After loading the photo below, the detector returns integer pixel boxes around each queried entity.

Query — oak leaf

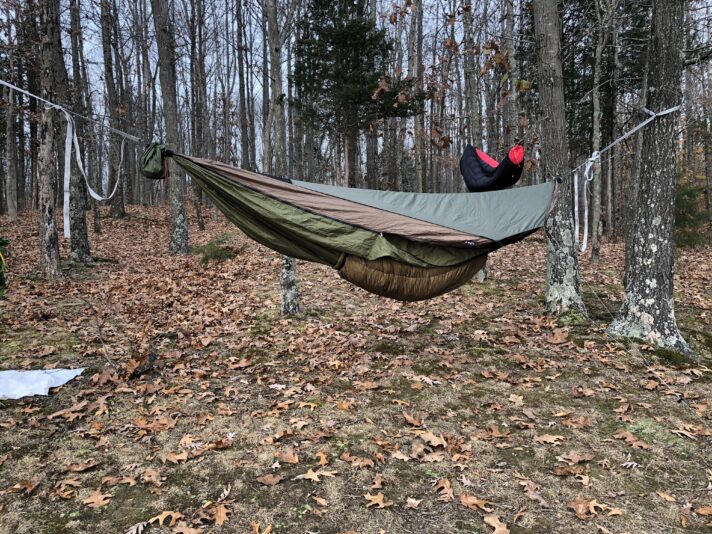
[533,434,564,445]
[83,490,112,508]
[364,492,393,508]
[460,493,493,512]
[484,514,509,533]
[149,510,183,527]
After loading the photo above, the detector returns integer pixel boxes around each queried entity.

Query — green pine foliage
[293,0,423,137]
[675,177,707,247]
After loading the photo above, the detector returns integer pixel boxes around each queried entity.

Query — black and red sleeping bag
[460,145,524,192]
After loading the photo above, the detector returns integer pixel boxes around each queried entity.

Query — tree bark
[151,0,189,253]
[4,85,18,223]
[462,0,483,147]
[266,0,299,315]
[68,0,91,263]
[38,0,61,280]
[607,0,691,355]
[532,0,587,315]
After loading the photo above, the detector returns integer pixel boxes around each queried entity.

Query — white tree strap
[573,171,580,246]
[0,78,140,142]
[62,111,126,238]
[0,78,139,240]
[574,104,681,252]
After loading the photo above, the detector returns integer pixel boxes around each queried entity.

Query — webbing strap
[1,78,139,239]
[574,105,681,253]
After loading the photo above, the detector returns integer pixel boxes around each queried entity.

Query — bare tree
[265,0,300,315]
[533,0,587,315]
[151,0,189,253]
[608,0,691,355]
[37,0,61,279]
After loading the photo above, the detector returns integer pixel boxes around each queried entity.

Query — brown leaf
[67,460,101,473]
[256,474,283,486]
[403,412,422,426]
[696,506,712,516]
[405,497,422,509]
[656,491,676,502]
[567,495,594,520]
[213,503,230,525]
[83,490,112,508]
[364,492,393,508]
[534,434,564,445]
[371,473,384,489]
[277,449,299,464]
[10,479,40,495]
[460,493,493,512]
[149,510,183,527]
[433,478,454,501]
[484,514,510,533]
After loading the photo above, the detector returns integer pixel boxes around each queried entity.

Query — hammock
[140,144,555,301]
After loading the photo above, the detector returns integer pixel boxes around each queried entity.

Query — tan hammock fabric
[338,254,488,301]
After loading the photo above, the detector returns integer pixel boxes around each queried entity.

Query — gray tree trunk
[151,0,189,253]
[607,0,691,355]
[4,85,18,223]
[68,0,91,263]
[462,0,483,147]
[38,0,62,280]
[266,0,299,315]
[533,0,587,315]
[590,0,607,263]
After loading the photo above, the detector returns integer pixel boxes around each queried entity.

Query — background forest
[0,0,710,244]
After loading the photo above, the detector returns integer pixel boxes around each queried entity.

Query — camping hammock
[140,143,555,301]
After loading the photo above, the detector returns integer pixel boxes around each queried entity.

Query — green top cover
[293,180,555,243]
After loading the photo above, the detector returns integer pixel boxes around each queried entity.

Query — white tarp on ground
[0,368,84,400]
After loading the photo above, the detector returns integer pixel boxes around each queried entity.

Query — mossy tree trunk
[532,0,587,316]
[607,0,691,355]
[151,0,189,253]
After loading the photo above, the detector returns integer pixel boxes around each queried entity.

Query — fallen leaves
[256,474,283,486]
[613,430,651,449]
[149,510,184,527]
[364,492,393,508]
[433,478,454,502]
[83,490,112,508]
[533,434,564,445]
[484,514,509,533]
[460,493,493,512]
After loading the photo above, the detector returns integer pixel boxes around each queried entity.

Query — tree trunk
[462,0,483,147]
[607,0,691,355]
[68,0,91,263]
[38,0,62,280]
[503,0,518,148]
[266,0,299,315]
[533,0,587,315]
[100,0,125,219]
[4,85,18,223]
[590,0,607,262]
[151,0,189,253]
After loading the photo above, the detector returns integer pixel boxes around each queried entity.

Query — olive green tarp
[163,152,554,301]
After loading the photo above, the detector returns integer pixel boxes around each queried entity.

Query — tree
[265,0,300,315]
[37,0,61,280]
[151,0,189,253]
[532,0,587,315]
[590,0,618,262]
[100,0,126,219]
[68,0,92,263]
[293,0,420,188]
[607,0,691,355]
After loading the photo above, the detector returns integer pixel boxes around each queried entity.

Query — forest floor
[0,206,711,534]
